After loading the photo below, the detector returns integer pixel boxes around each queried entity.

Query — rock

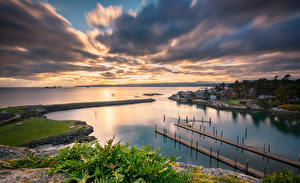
[0,168,67,183]
[75,136,97,143]
[201,168,261,183]
[0,145,34,161]
[247,102,261,110]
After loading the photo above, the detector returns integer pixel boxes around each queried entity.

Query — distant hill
[77,82,218,87]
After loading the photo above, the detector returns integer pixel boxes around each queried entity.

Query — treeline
[229,75,300,104]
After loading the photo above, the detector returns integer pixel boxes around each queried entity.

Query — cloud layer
[0,0,299,86]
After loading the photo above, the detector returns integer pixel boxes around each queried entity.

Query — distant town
[169,75,300,114]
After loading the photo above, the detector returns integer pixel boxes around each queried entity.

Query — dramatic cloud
[0,0,102,80]
[86,3,123,27]
[96,0,300,61]
[0,0,299,86]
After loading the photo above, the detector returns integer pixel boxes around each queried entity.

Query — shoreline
[169,97,300,118]
[0,98,156,148]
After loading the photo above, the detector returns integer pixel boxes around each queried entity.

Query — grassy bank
[280,104,300,112]
[219,99,246,107]
[0,117,81,146]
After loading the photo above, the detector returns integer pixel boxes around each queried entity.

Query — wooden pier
[175,123,300,168]
[155,129,264,178]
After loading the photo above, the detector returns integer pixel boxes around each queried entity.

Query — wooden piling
[175,123,300,168]
[245,159,249,173]
[235,156,237,168]
[217,150,220,159]
[155,129,264,178]
[186,116,188,123]
[163,115,165,122]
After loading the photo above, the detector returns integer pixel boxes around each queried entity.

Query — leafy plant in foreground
[48,139,190,183]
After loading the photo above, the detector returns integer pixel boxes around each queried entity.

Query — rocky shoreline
[169,95,300,117]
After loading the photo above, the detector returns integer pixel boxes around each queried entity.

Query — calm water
[1,87,300,174]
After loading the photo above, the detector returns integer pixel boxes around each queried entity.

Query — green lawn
[0,106,29,114]
[219,99,246,107]
[0,117,80,146]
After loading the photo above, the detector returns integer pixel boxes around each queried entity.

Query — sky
[0,0,300,87]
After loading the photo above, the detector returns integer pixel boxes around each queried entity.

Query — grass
[0,106,29,115]
[280,104,300,112]
[0,117,80,146]
[219,99,246,107]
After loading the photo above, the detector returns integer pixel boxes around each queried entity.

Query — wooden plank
[175,123,300,168]
[155,129,264,178]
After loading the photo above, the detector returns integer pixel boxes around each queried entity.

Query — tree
[282,74,291,81]
[275,84,297,104]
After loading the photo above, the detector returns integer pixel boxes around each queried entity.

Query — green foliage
[48,139,190,183]
[275,84,300,104]
[227,76,300,102]
[262,169,300,183]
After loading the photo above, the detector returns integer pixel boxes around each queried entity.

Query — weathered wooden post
[178,116,180,123]
[216,129,218,136]
[186,116,188,123]
[209,117,211,123]
[245,127,248,139]
[202,117,203,122]
[163,114,165,122]
[264,168,266,177]
[245,159,249,173]
[217,150,220,159]
[213,126,215,135]
[234,156,237,168]
[268,144,270,152]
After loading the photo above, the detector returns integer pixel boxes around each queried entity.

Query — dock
[155,129,264,178]
[175,123,300,168]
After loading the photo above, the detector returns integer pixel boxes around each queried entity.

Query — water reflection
[1,87,298,174]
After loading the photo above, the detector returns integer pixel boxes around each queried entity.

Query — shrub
[262,169,300,183]
[48,139,190,183]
